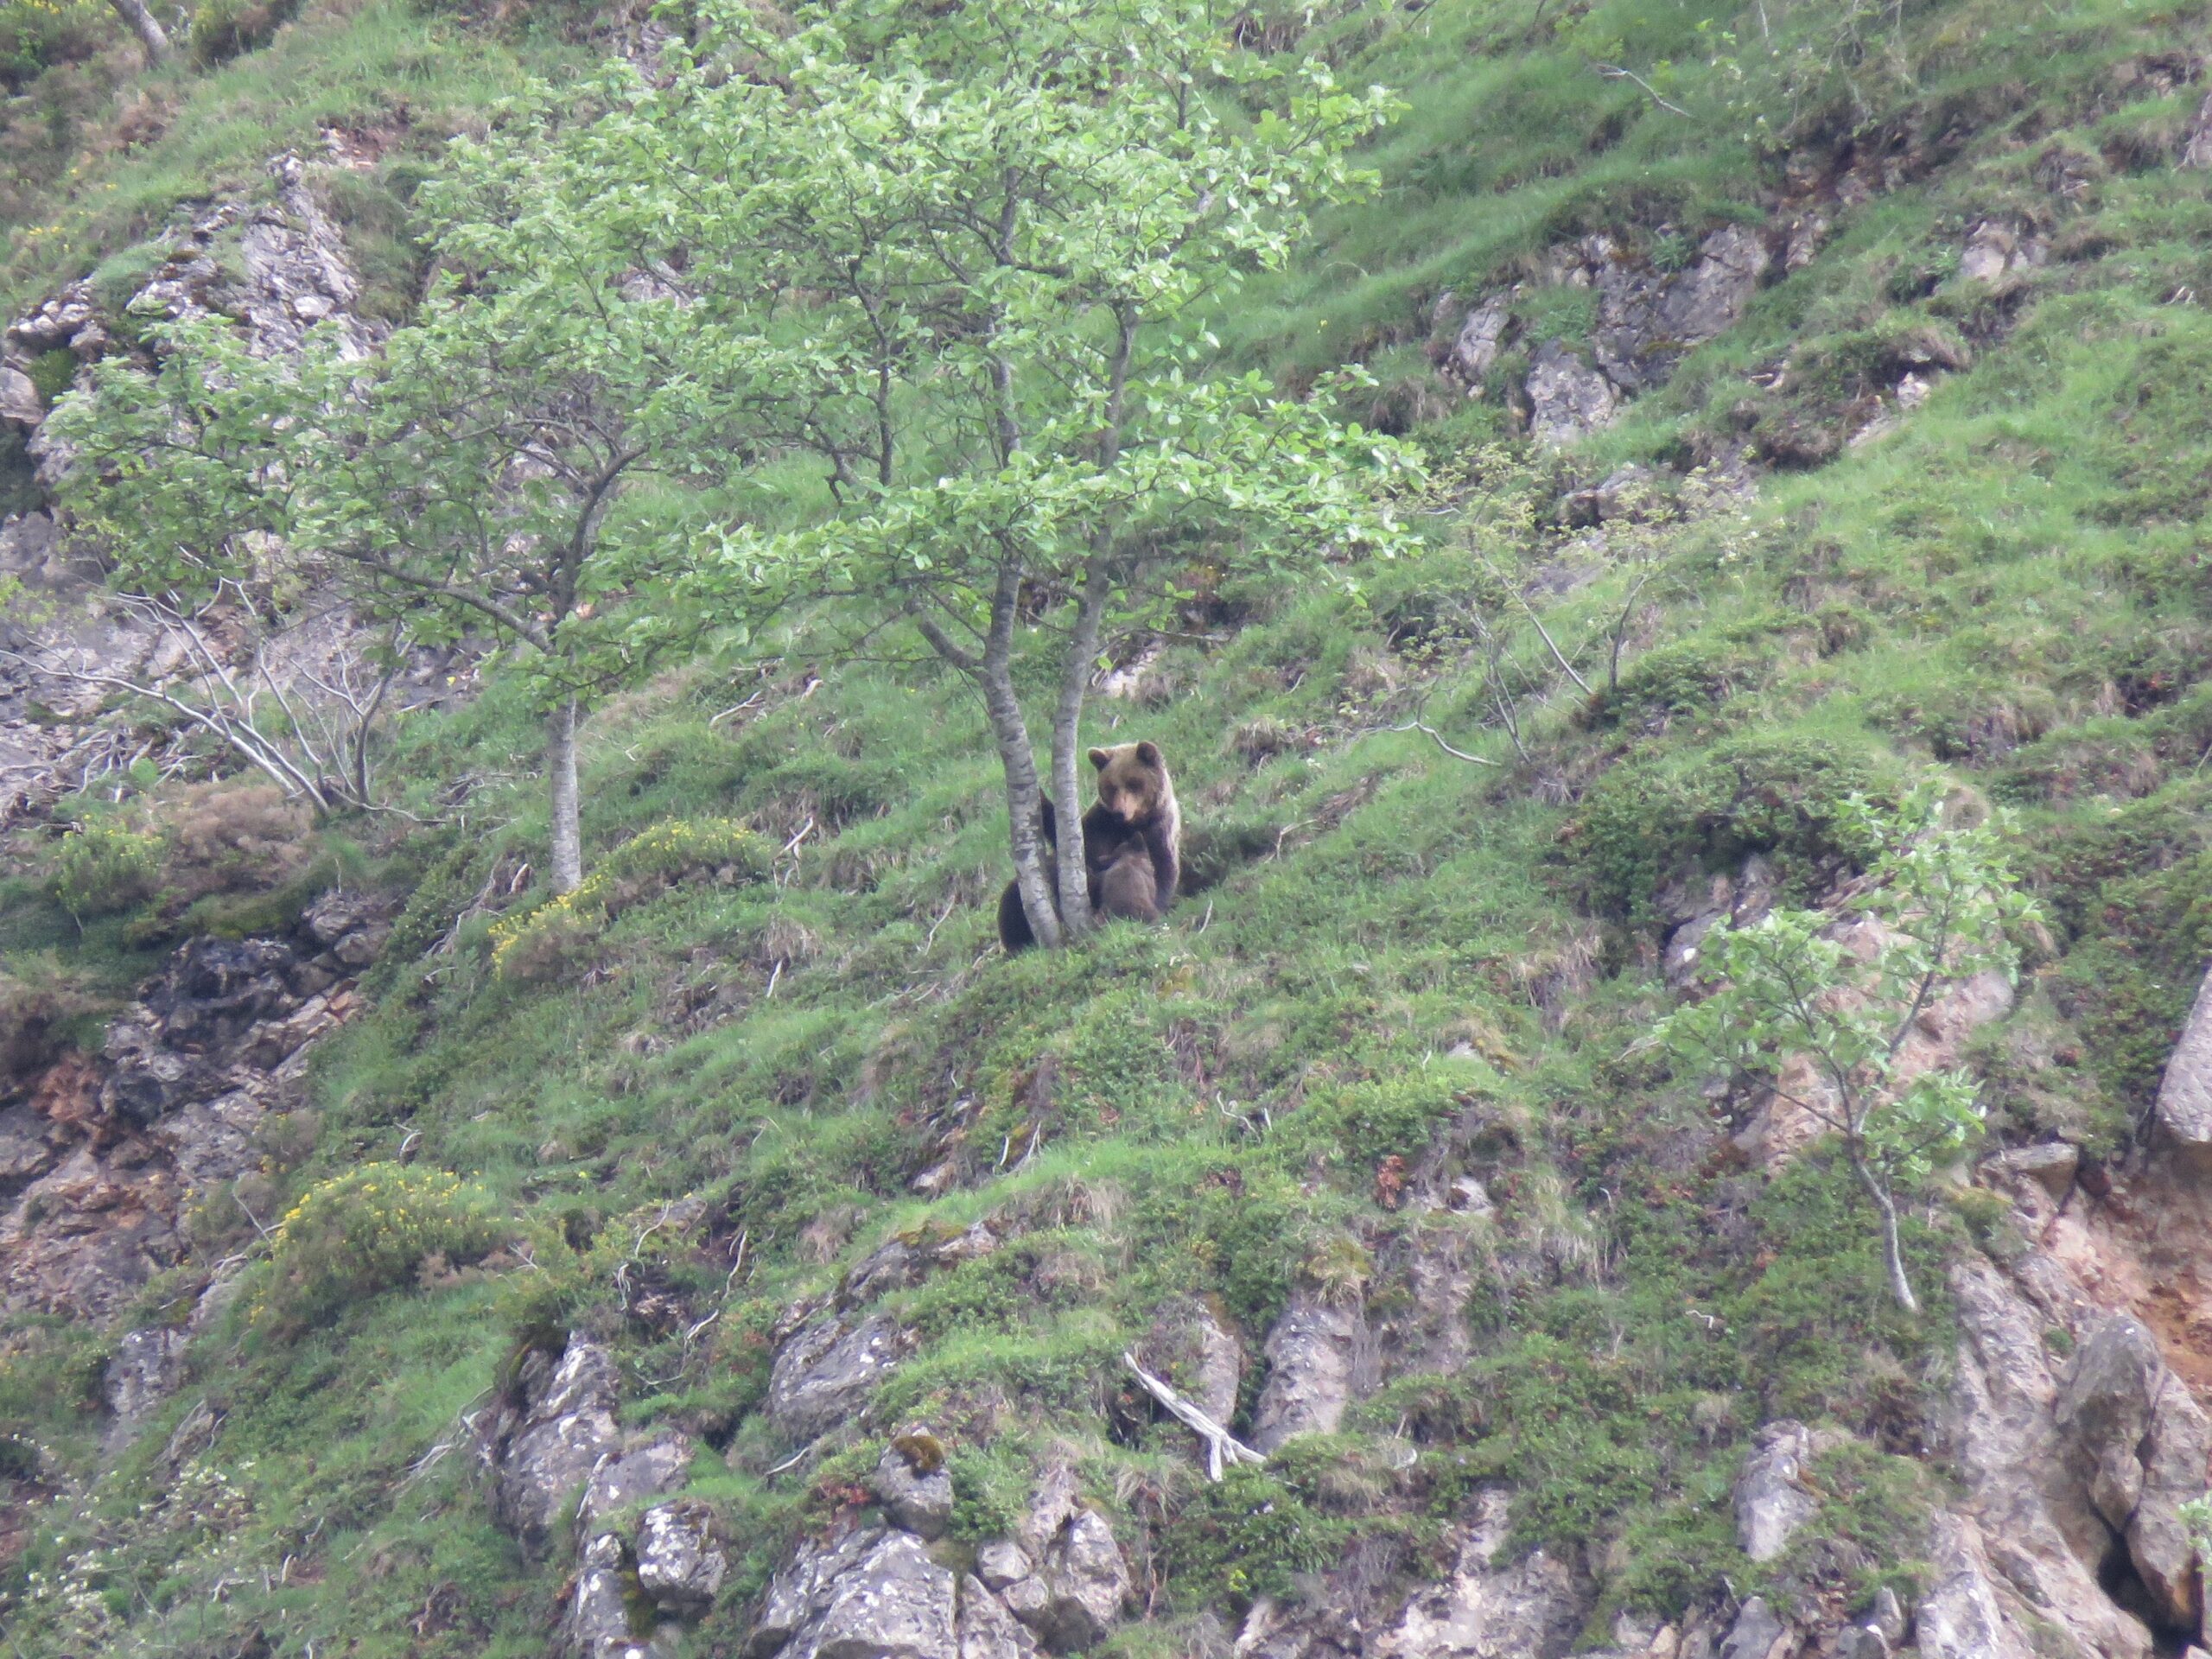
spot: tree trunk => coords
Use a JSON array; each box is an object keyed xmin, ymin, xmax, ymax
[
  {"xmin": 983, "ymin": 661, "xmax": 1061, "ymax": 950},
  {"xmin": 1047, "ymin": 555, "xmax": 1115, "ymax": 939},
  {"xmin": 971, "ymin": 561, "xmax": 1062, "ymax": 949},
  {"xmin": 107, "ymin": 0, "xmax": 170, "ymax": 60},
  {"xmin": 1849, "ymin": 1143, "xmax": 1919, "ymax": 1313},
  {"xmin": 547, "ymin": 696, "xmax": 584, "ymax": 894}
]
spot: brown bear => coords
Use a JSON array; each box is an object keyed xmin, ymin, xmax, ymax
[{"xmin": 997, "ymin": 741, "xmax": 1182, "ymax": 953}]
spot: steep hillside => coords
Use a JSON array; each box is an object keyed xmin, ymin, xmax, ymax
[{"xmin": 8, "ymin": 2, "xmax": 2212, "ymax": 1657}]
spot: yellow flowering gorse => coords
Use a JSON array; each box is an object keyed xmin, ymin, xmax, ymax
[
  {"xmin": 488, "ymin": 817, "xmax": 765, "ymax": 979},
  {"xmin": 257, "ymin": 1162, "xmax": 505, "ymax": 1329}
]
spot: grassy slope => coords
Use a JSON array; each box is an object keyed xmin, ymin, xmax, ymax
[
  {"xmin": 0, "ymin": 0, "xmax": 591, "ymax": 312},
  {"xmin": 8, "ymin": 0, "xmax": 2212, "ymax": 1651}
]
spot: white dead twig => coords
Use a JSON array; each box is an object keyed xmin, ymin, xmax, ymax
[
  {"xmin": 1122, "ymin": 1351, "xmax": 1266, "ymax": 1482},
  {"xmin": 1392, "ymin": 717, "xmax": 1503, "ymax": 766},
  {"xmin": 397, "ymin": 1392, "xmax": 492, "ymax": 1492},
  {"xmin": 709, "ymin": 690, "xmax": 766, "ymax": 728},
  {"xmin": 921, "ymin": 894, "xmax": 958, "ymax": 953},
  {"xmin": 1593, "ymin": 62, "xmax": 1689, "ymax": 116},
  {"xmin": 1, "ymin": 592, "xmax": 405, "ymax": 815}
]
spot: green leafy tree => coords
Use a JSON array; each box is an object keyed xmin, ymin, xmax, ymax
[
  {"xmin": 48, "ymin": 157, "xmax": 718, "ymax": 891},
  {"xmin": 458, "ymin": 0, "xmax": 1427, "ymax": 944},
  {"xmin": 1658, "ymin": 789, "xmax": 2039, "ymax": 1312}
]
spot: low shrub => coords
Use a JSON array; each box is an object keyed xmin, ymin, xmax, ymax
[
  {"xmin": 1158, "ymin": 1463, "xmax": 1353, "ymax": 1609},
  {"xmin": 1583, "ymin": 616, "xmax": 1789, "ymax": 734},
  {"xmin": 45, "ymin": 816, "xmax": 162, "ymax": 921},
  {"xmin": 24, "ymin": 346, "xmax": 74, "ymax": 407},
  {"xmin": 257, "ymin": 1163, "xmax": 509, "ymax": 1332},
  {"xmin": 1573, "ymin": 734, "xmax": 1895, "ymax": 924},
  {"xmin": 163, "ymin": 780, "xmax": 315, "ymax": 902},
  {"xmin": 0, "ymin": 963, "xmax": 105, "ymax": 1080},
  {"xmin": 188, "ymin": 0, "xmax": 301, "ymax": 64},
  {"xmin": 489, "ymin": 817, "xmax": 767, "ymax": 982},
  {"xmin": 0, "ymin": 0, "xmax": 109, "ymax": 90},
  {"xmin": 1291, "ymin": 1065, "xmax": 1485, "ymax": 1166}
]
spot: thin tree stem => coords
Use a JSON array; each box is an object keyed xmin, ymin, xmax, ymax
[{"xmin": 547, "ymin": 696, "xmax": 584, "ymax": 893}]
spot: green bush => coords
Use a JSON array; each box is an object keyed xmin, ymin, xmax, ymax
[
  {"xmin": 45, "ymin": 817, "xmax": 163, "ymax": 921},
  {"xmin": 0, "ymin": 0, "xmax": 109, "ymax": 90},
  {"xmin": 1584, "ymin": 617, "xmax": 1788, "ymax": 734},
  {"xmin": 1573, "ymin": 734, "xmax": 1894, "ymax": 924},
  {"xmin": 1159, "ymin": 1464, "xmax": 1351, "ymax": 1609},
  {"xmin": 188, "ymin": 0, "xmax": 301, "ymax": 65},
  {"xmin": 1292, "ymin": 1065, "xmax": 1484, "ymax": 1166},
  {"xmin": 24, "ymin": 346, "xmax": 74, "ymax": 408},
  {"xmin": 488, "ymin": 816, "xmax": 767, "ymax": 981},
  {"xmin": 257, "ymin": 1163, "xmax": 510, "ymax": 1332}
]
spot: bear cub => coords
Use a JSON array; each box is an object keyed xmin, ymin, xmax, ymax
[{"xmin": 997, "ymin": 741, "xmax": 1182, "ymax": 953}]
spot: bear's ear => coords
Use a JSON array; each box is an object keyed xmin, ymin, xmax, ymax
[
  {"xmin": 1135, "ymin": 741, "xmax": 1162, "ymax": 767},
  {"xmin": 1088, "ymin": 747, "xmax": 1110, "ymax": 770}
]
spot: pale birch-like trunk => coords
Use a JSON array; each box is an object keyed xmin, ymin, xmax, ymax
[
  {"xmin": 547, "ymin": 696, "xmax": 584, "ymax": 894},
  {"xmin": 108, "ymin": 0, "xmax": 170, "ymax": 60}
]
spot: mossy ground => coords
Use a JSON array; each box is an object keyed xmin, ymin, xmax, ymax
[{"xmin": 6, "ymin": 0, "xmax": 2212, "ymax": 1651}]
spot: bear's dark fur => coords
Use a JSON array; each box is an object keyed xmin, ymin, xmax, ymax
[{"xmin": 997, "ymin": 741, "xmax": 1181, "ymax": 953}]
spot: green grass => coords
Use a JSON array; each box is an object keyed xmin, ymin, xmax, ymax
[{"xmin": 0, "ymin": 0, "xmax": 587, "ymax": 314}]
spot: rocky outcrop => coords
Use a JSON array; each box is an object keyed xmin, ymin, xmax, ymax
[
  {"xmin": 1941, "ymin": 1199, "xmax": 2212, "ymax": 1659},
  {"xmin": 873, "ymin": 1436, "xmax": 954, "ymax": 1540},
  {"xmin": 1915, "ymin": 1514, "xmax": 2038, "ymax": 1659},
  {"xmin": 1435, "ymin": 224, "xmax": 1774, "ymax": 445},
  {"xmin": 1958, "ymin": 219, "xmax": 2047, "ymax": 288},
  {"xmin": 2183, "ymin": 88, "xmax": 2212, "ymax": 169},
  {"xmin": 1990, "ymin": 1142, "xmax": 2079, "ymax": 1198},
  {"xmin": 1, "ymin": 152, "xmax": 376, "ymax": 474},
  {"xmin": 1561, "ymin": 462, "xmax": 1662, "ymax": 528},
  {"xmin": 103, "ymin": 1325, "xmax": 188, "ymax": 1447},
  {"xmin": 1525, "ymin": 341, "xmax": 1620, "ymax": 448},
  {"xmin": 1948, "ymin": 1254, "xmax": 2161, "ymax": 1659},
  {"xmin": 748, "ymin": 1453, "xmax": 1121, "ymax": 1659},
  {"xmin": 976, "ymin": 1541, "xmax": 1031, "ymax": 1592},
  {"xmin": 1660, "ymin": 855, "xmax": 1779, "ymax": 993},
  {"xmin": 1141, "ymin": 1294, "xmax": 1243, "ymax": 1425},
  {"xmin": 1028, "ymin": 1510, "xmax": 1129, "ymax": 1650},
  {"xmin": 635, "ymin": 1500, "xmax": 729, "ymax": 1611},
  {"xmin": 959, "ymin": 1573, "xmax": 1041, "ymax": 1659},
  {"xmin": 485, "ymin": 1333, "xmax": 625, "ymax": 1554},
  {"xmin": 752, "ymin": 1530, "xmax": 960, "ymax": 1659},
  {"xmin": 1734, "ymin": 1421, "xmax": 1821, "ymax": 1563},
  {"xmin": 2052, "ymin": 1316, "xmax": 2210, "ymax": 1631},
  {"xmin": 2154, "ymin": 964, "xmax": 2212, "ymax": 1166},
  {"xmin": 576, "ymin": 1432, "xmax": 697, "ymax": 1542},
  {"xmin": 1367, "ymin": 1489, "xmax": 1585, "ymax": 1659},
  {"xmin": 842, "ymin": 1222, "xmax": 1001, "ymax": 1308},
  {"xmin": 0, "ymin": 904, "xmax": 389, "ymax": 1325},
  {"xmin": 566, "ymin": 1529, "xmax": 672, "ymax": 1659},
  {"xmin": 0, "ymin": 512, "xmax": 171, "ymax": 825},
  {"xmin": 562, "ymin": 1496, "xmax": 728, "ymax": 1658},
  {"xmin": 769, "ymin": 1313, "xmax": 906, "ymax": 1440},
  {"xmin": 496, "ymin": 1339, "xmax": 719, "ymax": 1656},
  {"xmin": 1445, "ymin": 296, "xmax": 1514, "ymax": 387},
  {"xmin": 0, "ymin": 147, "xmax": 454, "ymax": 829},
  {"xmin": 1253, "ymin": 1291, "xmax": 1366, "ymax": 1451},
  {"xmin": 1715, "ymin": 1597, "xmax": 1791, "ymax": 1659},
  {"xmin": 1001, "ymin": 1465, "xmax": 1134, "ymax": 1652},
  {"xmin": 1591, "ymin": 225, "xmax": 1771, "ymax": 393}
]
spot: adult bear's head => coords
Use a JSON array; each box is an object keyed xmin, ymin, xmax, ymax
[{"xmin": 1088, "ymin": 741, "xmax": 1174, "ymax": 825}]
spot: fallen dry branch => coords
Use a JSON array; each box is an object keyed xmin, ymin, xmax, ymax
[{"xmin": 1122, "ymin": 1350, "xmax": 1266, "ymax": 1481}]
